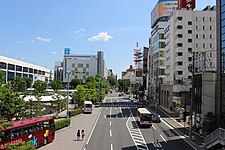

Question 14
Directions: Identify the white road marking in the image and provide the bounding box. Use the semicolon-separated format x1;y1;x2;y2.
110;121;111;126
115;108;117;110
160;134;167;143
110;129;112;137
111;144;113;150
152;125;156;130
104;115;106;118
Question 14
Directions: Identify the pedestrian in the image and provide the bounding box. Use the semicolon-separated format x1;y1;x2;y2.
81;130;85;140
77;130;80;141
199;127;203;137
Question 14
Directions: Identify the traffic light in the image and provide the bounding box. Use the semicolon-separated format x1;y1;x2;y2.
183;112;187;122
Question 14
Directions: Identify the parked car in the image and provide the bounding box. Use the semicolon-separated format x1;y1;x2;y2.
152;114;161;123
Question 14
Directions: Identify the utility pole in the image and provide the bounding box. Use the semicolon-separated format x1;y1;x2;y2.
189;52;195;138
65;71;71;118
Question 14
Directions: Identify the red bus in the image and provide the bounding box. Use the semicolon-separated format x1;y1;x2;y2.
0;116;55;150
137;108;153;127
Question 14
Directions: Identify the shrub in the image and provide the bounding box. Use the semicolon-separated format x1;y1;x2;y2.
69;108;82;117
55;118;70;131
7;142;36;150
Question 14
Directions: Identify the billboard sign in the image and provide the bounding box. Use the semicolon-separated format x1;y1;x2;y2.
151;0;178;27
178;0;195;10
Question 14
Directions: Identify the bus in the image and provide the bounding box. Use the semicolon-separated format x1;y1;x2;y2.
0;117;55;150
137;108;153;127
83;101;93;113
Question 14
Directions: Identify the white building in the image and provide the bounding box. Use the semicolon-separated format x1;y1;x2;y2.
0;55;52;83
161;6;216;110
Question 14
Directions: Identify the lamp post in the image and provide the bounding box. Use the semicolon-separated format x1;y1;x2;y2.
65;70;72;118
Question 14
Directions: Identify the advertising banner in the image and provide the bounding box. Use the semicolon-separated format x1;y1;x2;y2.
178;0;196;10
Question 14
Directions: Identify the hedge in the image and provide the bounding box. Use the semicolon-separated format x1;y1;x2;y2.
7;142;36;150
69;108;82;117
55;118;71;131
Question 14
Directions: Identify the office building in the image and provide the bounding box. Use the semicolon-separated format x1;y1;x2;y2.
0;55;52;83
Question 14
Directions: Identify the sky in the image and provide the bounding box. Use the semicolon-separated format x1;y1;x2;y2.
0;0;216;78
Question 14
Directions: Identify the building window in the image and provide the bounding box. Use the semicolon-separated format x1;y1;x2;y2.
203;43;206;48
210;26;212;30
196;25;198;30
16;65;22;72
196;34;199;38
23;67;28;72
29;68;34;73
177;25;183;29
177;34;183;38
78;64;83;67
177;43;183;47
188;21;192;25
210;62;213;67
178;52;183;56
188;39;192;43
210;53;213;57
188;30;192;34
177;17;183;20
38;70;42;75
188;48;192;53
42;71;45;75
188;57;192;61
210;34;212;39
210;43;213;48
8;64;15;71
34;69;37;74
178;62;183;66
0;62;6;69
86;64;89;68
196;43;199;48
210;17;212;21
203;17;205;21
178;71;183;75
72;63;75;67
196;17;198;21
203;26;205;30
159;34;165;39
203;34;205;39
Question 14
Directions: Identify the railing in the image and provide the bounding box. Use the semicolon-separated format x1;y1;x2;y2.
205;128;225;148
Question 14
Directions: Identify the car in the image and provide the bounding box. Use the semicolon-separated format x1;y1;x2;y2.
118;94;122;97
95;102;100;107
152;114;161;123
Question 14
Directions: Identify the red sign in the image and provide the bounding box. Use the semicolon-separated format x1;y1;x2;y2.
178;0;195;10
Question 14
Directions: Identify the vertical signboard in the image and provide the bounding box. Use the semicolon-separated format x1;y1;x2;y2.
178;0;196;10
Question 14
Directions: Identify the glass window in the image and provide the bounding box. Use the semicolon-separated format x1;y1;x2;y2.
177;25;183;29
188;21;192;25
188;48;192;53
34;69;37;74
0;62;6;69
8;64;15;70
7;71;14;81
178;71;183;75
42;71;45;75
196;34;199;38
210;17;212;21
203;17;205;21
86;64;89;68
38;70;42;75
188;39;192;43
196;17;198;21
188;30;192;34
177;17;182;20
210;34;213;39
196;43;199;48
210;43;213;48
210;26;212;30
178;52;183;56
222;0;225;6
177;34;183;38
188;57;192;61
222;12;225;20
23;74;28;78
196;25;198;30
23;67;28;72
159;42;165;48
16;66;22;71
203;43;206;48
78;64;83;67
222;19;225;27
177;43;183;47
203;26;205;30
16;73;22;77
222;41;225;48
72;63;75;67
178;62;183;65
159;34;165;39
203;34;205;39
29;68;34;73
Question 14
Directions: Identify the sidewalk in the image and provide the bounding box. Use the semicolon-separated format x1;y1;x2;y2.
154;105;205;150
39;106;102;150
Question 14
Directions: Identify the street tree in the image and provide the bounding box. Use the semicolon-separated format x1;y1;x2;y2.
118;79;130;93
51;92;66;115
72;85;86;106
11;77;27;93
33;80;47;93
51;79;63;92
107;76;116;86
203;112;217;134
24;78;32;89
70;78;81;89
0;70;6;86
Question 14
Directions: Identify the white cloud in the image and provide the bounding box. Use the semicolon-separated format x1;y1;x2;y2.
35;37;51;42
74;28;86;36
88;32;113;42
52;51;57;55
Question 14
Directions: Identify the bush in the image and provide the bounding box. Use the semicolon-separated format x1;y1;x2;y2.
55;118;70;131
7;142;36;150
69;108;82;117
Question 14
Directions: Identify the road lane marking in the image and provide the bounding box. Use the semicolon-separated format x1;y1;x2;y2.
110;121;111;126
85;106;102;145
160;134;167;143
111;144;113;150
152;125;156;130
110;129;112;137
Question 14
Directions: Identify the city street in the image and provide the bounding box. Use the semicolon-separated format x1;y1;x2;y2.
84;93;196;150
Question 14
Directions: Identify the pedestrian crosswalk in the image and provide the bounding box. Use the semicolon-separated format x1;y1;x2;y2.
102;103;142;107
126;115;149;150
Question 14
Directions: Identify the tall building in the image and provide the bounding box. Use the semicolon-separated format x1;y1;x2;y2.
149;0;178;103
162;5;216;117
55;49;106;84
216;0;225;127
0;55;52;83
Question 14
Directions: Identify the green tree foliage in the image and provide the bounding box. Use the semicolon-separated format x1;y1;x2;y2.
51;79;63;92
0;70;6;86
24;78;32;89
11;77;27;93
118;79;130;92
70;78;81;89
50;92;66;114
72;85;87;106
131;84;139;98
203;112;217;134
33;80;47;93
0;84;26;121
7;141;36;150
107;76;117;86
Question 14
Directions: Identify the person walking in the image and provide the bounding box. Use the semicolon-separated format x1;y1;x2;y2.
77;130;80;141
81;130;85;141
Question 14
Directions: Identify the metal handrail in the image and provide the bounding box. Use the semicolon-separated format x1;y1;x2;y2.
205;128;225;146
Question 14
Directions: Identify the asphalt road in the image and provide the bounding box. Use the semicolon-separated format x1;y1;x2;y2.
85;93;196;150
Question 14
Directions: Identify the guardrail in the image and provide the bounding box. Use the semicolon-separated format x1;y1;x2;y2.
205;127;225;149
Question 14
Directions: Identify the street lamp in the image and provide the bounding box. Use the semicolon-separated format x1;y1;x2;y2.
65;70;72;118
